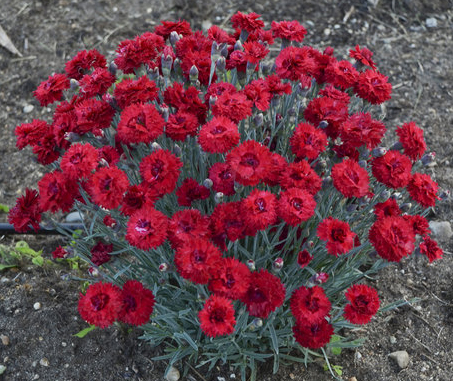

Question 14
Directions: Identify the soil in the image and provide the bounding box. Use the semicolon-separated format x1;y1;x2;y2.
1;0;453;380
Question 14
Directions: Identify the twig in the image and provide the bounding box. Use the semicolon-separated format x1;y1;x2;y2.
408;332;435;354
186;362;207;381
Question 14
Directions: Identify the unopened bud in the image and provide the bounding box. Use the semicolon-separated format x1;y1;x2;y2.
252;318;263;328
214;192;224;203
400;202;412;212
211;41;224;59
390;141;403;151
173;144;182;157
371;147;387;158
161;106;170;122
70;78;79;90
173;58;182;76
151;142;162;151
203;178;213;188
161;54;173;77
64;132;81;142
316;159;327;171
247;259;255;271
169;31;181;47
209;95;217;108
318;120;328;129
88;267;99;277
246;61;256;74
322;176;332;188
272;257;284;272
98;158;109;167
358;160;367;169
234;40;243;51
310;272;329;284
421;151;436;166
234;182;244;193
159;263;169;272
253;113;264;127
108;61;117;75
189;65;199;82
215;56;226;73
438;189;450;201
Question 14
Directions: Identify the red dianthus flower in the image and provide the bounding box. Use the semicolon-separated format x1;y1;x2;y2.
277;188;316;226
60;143;99;180
231;11;264;33
34;73;70;106
407;173;440;208
372;150;412;189
241;189;278;232
317;217;356;256
297;250;313;269
78;282;123;329
208;257;251;300
279;160;322;195
419;236;443;262
396;121;427;161
119;280;155;326
126;206;168;250
340;112;386;150
243;41;269;65
354;70;392;105
373;198;401;219
175;178;210;207
349;45;376;70
15;119;49;150
290;122;328;160
165;110;199;142
291;286;331;324
65;49;107;80
74;98;115;136
243;79;272;111
292;319;334;349
325;60;359;90
79;68;115;98
275;46;317;81
211;91;253;124
208;162;236;196
198;116;240;154
167;209;211;249
344;284;380;325
199;295;236;338
154;19;192;40
240;269;286;319
90;241;113;267
38;171;78;213
8;189;42;233
271;20;307;42
210;201;246;242
331;159;369;198
89;166;129;210
114;76;159;109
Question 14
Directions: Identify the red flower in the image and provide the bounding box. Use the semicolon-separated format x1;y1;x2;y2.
403;214;430;236
34;73;70;106
167;209;210;249
243;41;269;65
114;76;159;109
325;60;359;90
89;166;129;210
208;162;236;196
208;257;251;300
98;146;121;167
207;25;235;45
396;122;427;161
119;280;155;326
126;206;168;250
211;91;253;124
292;319;334;349
349;45;376;70
374;198;401;219
263;153;288;186
139;149;183;197
275;46;317;81
290;122;327;160
419;236;443;262
264;74;292;97
74;98;115;136
226;50;248;73
271;20;307;42
290;286;331;324
32;132;60;165
65;49;107;80
340;112;386;150
90;241;113;267
154;19;192;40
210;201;246;242
198;116;240;154
117;103;164;144
60;143;99;180
231;11;264;33
369;216;415;262
297;250;313;269
354;70;392;105
199;295;236;338
344;284;380;325
372;151;412;189
174;238;222;284
226;140;272;186
407;173;440;208
279;160;322;195
277;188;317;226
240;269;286;318
38;171;78;213
318;85;351;103
331;159;369;198
103;215;117;228
241;189;278;232
175;178;210;207
79;68;115;98
165;110;199;142
317;217;356;256
114;32;165;74
52;246;68;259
243;79;272;111
78;282;123;328
15;119;50;150
205;82;237;103
120;183;158;216
8;188;42;233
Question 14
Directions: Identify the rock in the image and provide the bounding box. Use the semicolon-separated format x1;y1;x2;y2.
23;104;34;113
66;211;83;223
389;350;410;369
33;302;42;310
0;335;10;346
390;336;397;344
39;358;50;367
0;365;6;375
165;366;180;381
425;17;438;28
349;378;358;381
429;221;453;241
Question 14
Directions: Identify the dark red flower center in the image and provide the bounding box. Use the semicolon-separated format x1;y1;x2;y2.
100;176;113;191
305;296;320;312
254;197;266;212
291;197;303;211
209;308;226;323
240;153;259;168
249;287;266;303
211;125;226;135
70;153;82;165
135;219;153;234
220;170;232;180
123;294;137;313
150;159;164;180
331;228;346;242
192;249;205;263
90;293;109;311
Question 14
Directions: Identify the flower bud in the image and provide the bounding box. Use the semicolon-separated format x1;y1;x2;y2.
173;58;182;76
400;202;412;212
272;257;284;272
108;61;117;75
203;178;213;188
234;182;244;193
64;132;81;142
211;41;224;59
98;158;109;168
159;263;169;272
438;189;450;201
161;54;173;77
220;44;229;57
247;259;255;271
358;160;367;169
88;266;99;277
151;142;162;151
69;78;79;91
322;176;332;188
215;56;226;74
253;113;264;127
169;31;181;47
310;272;329;284
390;141;403;151
252;318;263;328
319;120;329;129
189;65;199;83
371;147;387;158
209;95;217;108
234;40;243;51
161;106;170;122
173;144;182;157
214;192;224;204
421;151;436;166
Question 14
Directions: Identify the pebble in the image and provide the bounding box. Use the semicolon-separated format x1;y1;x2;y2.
349;378;358;381
23;104;34;113
389;350;410;369
0;335;10;346
165;366;180;381
390;336;397;344
39;358;50;367
428;221;453;241
323;28;331;36
65;211;83;223
33;302;42;310
0;365;6;375
425;17;438;28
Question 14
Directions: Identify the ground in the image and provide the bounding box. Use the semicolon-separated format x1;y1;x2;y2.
0;0;452;380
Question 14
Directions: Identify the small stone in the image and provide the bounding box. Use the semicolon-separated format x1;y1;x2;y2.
425;17;437;28
33;302;42;310
66;211;83;223
389;350;410;369
165;366;180;381
217;377;226;381
323;28;331;36
428;221;453;241
0;335;10;346
61;342;67;347
23;104;34;113
349;378;358;381
355;351;362;360
39;358;50;367
390;336;397;344
32;375;40;380
289;374;295;380
0;365;6;375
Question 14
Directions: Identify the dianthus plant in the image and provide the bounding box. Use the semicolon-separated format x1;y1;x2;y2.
9;11;446;380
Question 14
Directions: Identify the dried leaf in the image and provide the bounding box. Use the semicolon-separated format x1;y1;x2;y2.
0;24;22;57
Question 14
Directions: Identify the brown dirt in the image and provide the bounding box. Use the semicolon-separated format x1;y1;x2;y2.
0;0;452;380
